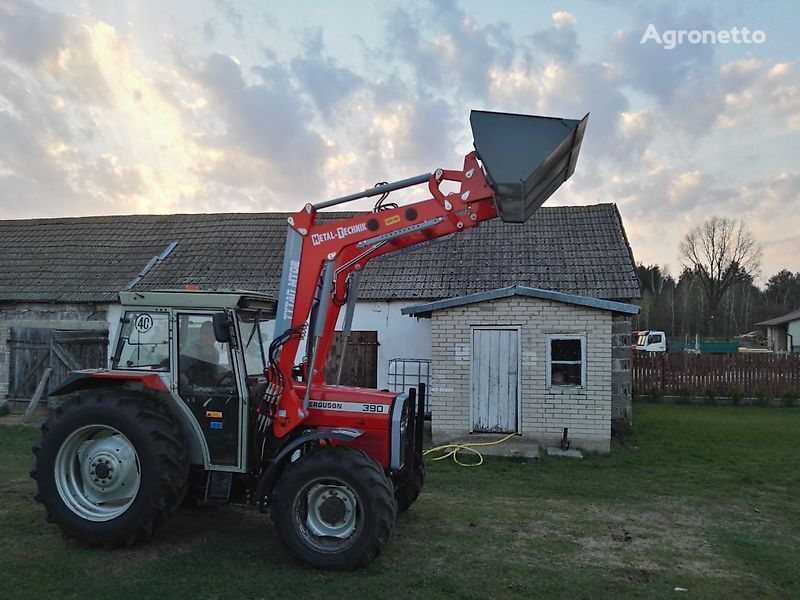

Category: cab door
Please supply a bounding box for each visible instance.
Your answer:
[173,311,248,470]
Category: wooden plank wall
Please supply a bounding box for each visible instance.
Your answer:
[323,331,379,388]
[633,352,800,398]
[8,328,108,398]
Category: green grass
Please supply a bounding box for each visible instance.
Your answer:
[1,403,798,599]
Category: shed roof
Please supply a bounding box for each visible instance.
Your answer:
[755,308,800,327]
[401,285,640,317]
[0,204,639,304]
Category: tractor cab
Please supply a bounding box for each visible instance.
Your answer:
[111,290,277,469]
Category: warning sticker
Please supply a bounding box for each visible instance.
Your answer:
[384,215,401,226]
[206,410,223,418]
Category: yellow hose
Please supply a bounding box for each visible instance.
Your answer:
[423,432,518,467]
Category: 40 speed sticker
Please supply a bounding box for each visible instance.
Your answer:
[308,400,388,414]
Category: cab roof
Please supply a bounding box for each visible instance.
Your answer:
[118,289,277,312]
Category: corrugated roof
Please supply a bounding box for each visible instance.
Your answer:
[755,308,800,327]
[0,204,640,303]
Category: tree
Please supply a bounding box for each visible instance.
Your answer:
[679,216,762,337]
[764,269,800,308]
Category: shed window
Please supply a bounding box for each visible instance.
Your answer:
[547,336,586,387]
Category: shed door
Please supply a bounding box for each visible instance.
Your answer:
[471,328,519,433]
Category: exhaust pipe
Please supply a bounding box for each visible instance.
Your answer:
[470,110,589,223]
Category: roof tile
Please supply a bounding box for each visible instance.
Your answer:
[0,205,640,303]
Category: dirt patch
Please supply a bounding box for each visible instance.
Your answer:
[435,495,736,579]
[550,500,733,578]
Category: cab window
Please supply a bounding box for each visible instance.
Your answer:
[177,314,233,390]
[113,311,170,370]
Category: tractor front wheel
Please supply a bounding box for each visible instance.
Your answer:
[31,391,189,548]
[271,446,397,570]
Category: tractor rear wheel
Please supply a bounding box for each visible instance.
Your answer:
[31,391,189,548]
[271,446,397,570]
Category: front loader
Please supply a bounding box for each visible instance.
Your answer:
[31,110,588,569]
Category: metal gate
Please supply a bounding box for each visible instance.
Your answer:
[323,331,379,388]
[7,328,108,399]
[471,327,520,433]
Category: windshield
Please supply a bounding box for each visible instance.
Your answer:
[237,310,275,376]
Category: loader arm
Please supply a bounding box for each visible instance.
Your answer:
[269,110,589,438]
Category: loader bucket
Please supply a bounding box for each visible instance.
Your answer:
[470,110,589,223]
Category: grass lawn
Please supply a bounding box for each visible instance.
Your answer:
[1,403,798,599]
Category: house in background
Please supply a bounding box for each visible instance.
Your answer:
[756,308,800,353]
[0,204,639,449]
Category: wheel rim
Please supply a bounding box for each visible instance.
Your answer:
[54,424,141,522]
[293,479,361,553]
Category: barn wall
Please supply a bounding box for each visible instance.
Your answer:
[2,300,431,398]
[113,300,432,391]
[0,302,110,399]
[429,296,615,453]
[343,301,432,390]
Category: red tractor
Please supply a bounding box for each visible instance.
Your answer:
[31,110,588,569]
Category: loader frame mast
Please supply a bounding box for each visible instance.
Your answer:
[272,151,497,438]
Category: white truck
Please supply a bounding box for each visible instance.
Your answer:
[634,330,667,352]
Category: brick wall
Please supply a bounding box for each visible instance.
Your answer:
[429,296,619,453]
[0,302,109,398]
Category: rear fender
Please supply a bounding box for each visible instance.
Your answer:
[49,370,169,396]
[48,370,206,466]
[254,427,363,507]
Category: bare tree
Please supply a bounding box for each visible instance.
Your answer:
[679,216,762,337]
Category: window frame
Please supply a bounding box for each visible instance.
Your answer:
[112,310,171,372]
[546,334,587,389]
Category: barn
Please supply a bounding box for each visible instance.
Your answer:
[0,204,639,449]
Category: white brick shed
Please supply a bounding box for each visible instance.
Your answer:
[403,286,639,453]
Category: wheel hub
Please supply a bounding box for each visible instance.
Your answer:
[55,425,141,522]
[318,495,347,525]
[305,484,357,539]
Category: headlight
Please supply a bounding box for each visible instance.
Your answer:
[400,401,409,436]
[390,393,409,470]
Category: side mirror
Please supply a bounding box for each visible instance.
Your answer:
[212,312,231,343]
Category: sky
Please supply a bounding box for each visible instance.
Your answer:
[0,0,798,281]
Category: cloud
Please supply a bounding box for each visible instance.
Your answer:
[0,0,797,279]
[190,52,331,199]
[611,6,717,106]
[533,11,579,61]
[382,0,514,102]
[0,0,110,104]
[291,29,364,116]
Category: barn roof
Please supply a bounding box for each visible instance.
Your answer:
[0,204,640,303]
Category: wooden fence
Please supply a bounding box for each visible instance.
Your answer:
[633,353,800,399]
